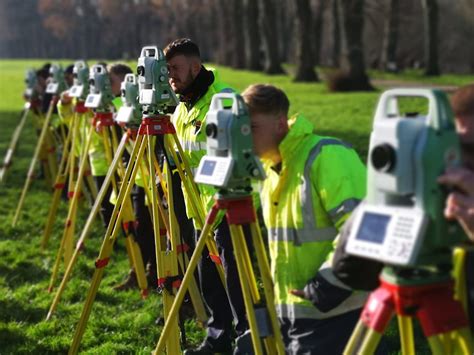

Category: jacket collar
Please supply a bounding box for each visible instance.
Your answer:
[179,65,214,109]
[278,114,314,166]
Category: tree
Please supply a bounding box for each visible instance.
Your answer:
[259,0,284,74]
[312,0,328,66]
[421,0,440,76]
[231,0,246,69]
[244,0,262,71]
[334,0,373,91]
[331,0,341,66]
[380,0,400,72]
[294,0,318,81]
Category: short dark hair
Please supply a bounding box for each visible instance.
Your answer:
[242,84,290,117]
[65,64,74,75]
[108,63,132,78]
[451,84,474,118]
[164,38,201,61]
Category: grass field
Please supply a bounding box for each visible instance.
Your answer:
[1,59,471,354]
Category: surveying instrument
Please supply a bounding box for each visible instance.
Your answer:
[46,72,150,320]
[11,64,68,226]
[68,46,220,354]
[0,69,41,183]
[154,93,285,355]
[343,88,473,354]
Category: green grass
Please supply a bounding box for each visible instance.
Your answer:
[0,59,465,353]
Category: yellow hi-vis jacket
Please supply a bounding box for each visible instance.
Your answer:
[171,69,232,225]
[262,114,367,320]
[57,97,110,177]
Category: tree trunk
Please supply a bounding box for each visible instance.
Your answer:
[294,0,318,81]
[380,0,400,72]
[421,0,440,76]
[259,0,284,74]
[336,0,373,91]
[312,0,327,66]
[331,0,341,67]
[231,0,246,69]
[244,0,262,71]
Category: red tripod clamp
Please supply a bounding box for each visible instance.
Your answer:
[138,115,175,135]
[216,196,256,225]
[92,112,114,127]
[360,277,469,337]
[75,101,89,113]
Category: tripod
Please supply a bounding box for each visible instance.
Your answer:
[46,128,149,320]
[0,101,33,183]
[344,268,474,354]
[68,113,217,354]
[155,193,285,355]
[12,96,59,226]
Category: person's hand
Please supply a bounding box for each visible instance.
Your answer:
[289,289,306,299]
[438,167,474,241]
[60,91,72,105]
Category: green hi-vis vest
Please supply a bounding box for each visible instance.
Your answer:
[262,114,367,320]
[171,69,233,226]
[56,98,109,177]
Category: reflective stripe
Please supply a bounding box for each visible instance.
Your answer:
[180,139,204,153]
[318,260,352,290]
[276,292,367,320]
[268,226,337,244]
[297,139,353,241]
[327,198,361,224]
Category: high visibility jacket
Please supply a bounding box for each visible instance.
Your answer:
[171,69,232,225]
[261,114,367,320]
[56,98,109,176]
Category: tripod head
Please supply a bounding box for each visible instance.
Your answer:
[46,64,67,96]
[195,93,265,194]
[346,89,465,274]
[85,64,114,111]
[24,68,38,101]
[115,73,142,128]
[69,60,89,101]
[136,46,178,114]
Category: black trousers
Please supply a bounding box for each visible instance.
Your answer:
[93,175,114,228]
[197,217,251,347]
[131,185,156,271]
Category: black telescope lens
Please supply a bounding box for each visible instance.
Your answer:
[137,66,145,76]
[121,89,125,97]
[206,123,218,138]
[89,79,95,86]
[371,144,396,172]
[73,73,78,78]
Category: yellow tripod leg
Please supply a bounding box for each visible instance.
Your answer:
[427,334,449,355]
[69,133,148,354]
[166,135,226,286]
[451,327,474,354]
[162,155,208,324]
[344,319,369,354]
[250,221,286,354]
[44,128,58,184]
[121,197,148,297]
[41,126,72,249]
[48,126,94,292]
[12,99,56,226]
[398,315,415,354]
[0,105,30,183]
[46,133,129,320]
[62,126,95,265]
[229,223,263,355]
[146,135,180,354]
[154,206,218,355]
[358,327,384,354]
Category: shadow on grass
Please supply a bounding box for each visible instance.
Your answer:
[0,298,44,323]
[0,259,49,288]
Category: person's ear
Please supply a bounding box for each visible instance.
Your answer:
[190,57,201,77]
[277,114,289,134]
